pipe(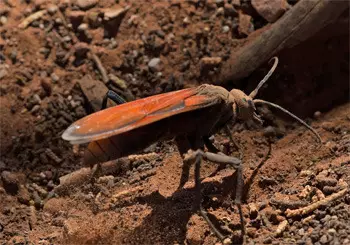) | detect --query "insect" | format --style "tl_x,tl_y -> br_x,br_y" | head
62,57 -> 321,242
